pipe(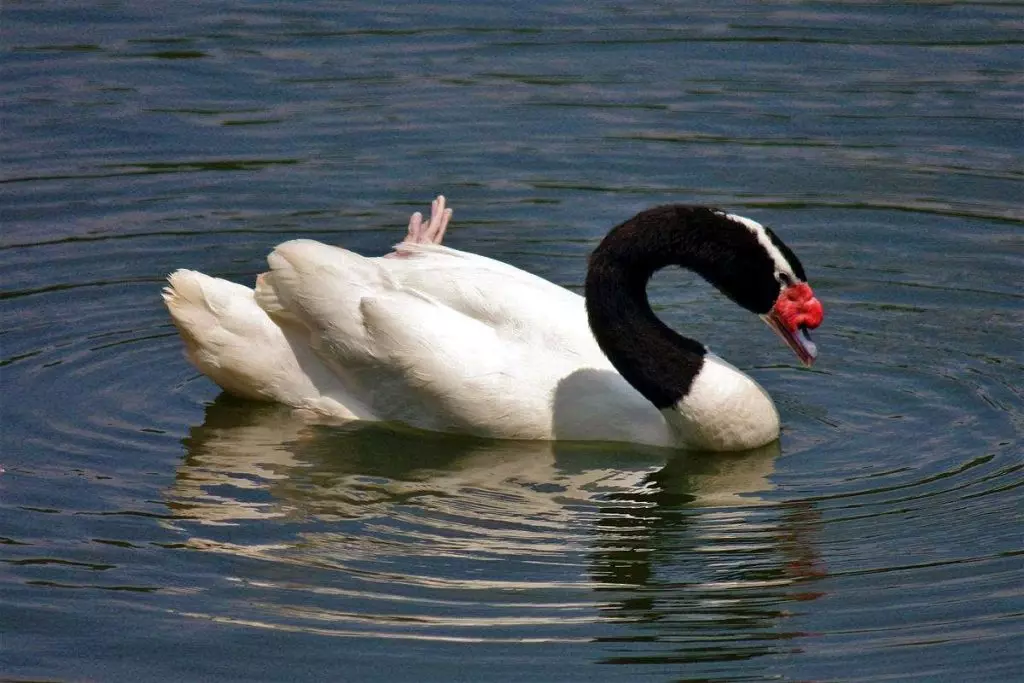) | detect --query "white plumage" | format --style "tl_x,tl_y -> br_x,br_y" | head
164,196 -> 797,451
